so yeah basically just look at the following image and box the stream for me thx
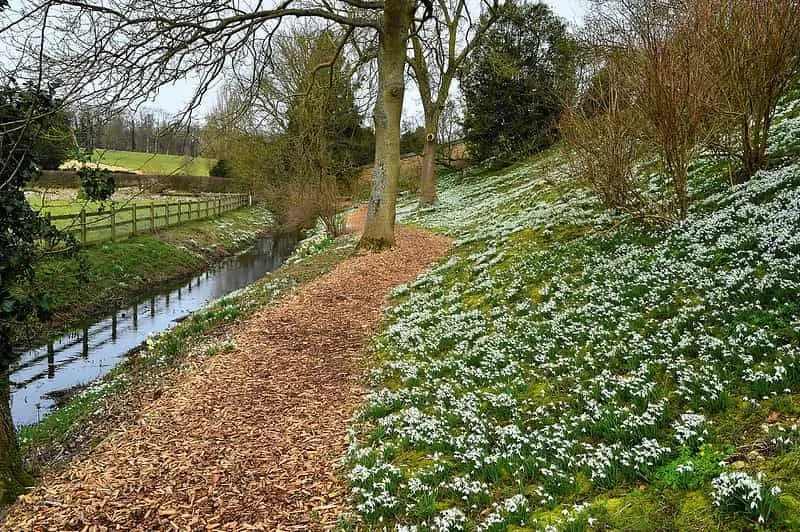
[9,234,296,427]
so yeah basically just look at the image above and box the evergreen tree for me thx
[459,3,576,164]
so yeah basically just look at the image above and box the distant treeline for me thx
[72,107,202,157]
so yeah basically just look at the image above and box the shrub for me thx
[697,0,800,183]
[209,158,234,178]
[561,67,650,218]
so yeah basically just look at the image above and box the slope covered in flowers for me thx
[345,93,800,531]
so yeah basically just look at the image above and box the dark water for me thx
[9,234,296,427]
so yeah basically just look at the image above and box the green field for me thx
[27,193,162,218]
[92,149,216,176]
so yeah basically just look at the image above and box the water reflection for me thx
[9,234,296,427]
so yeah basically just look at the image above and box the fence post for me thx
[150,202,155,232]
[81,209,87,244]
[177,201,182,224]
[132,204,137,236]
[111,202,116,242]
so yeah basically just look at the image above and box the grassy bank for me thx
[13,205,274,347]
[345,92,800,528]
[92,149,216,176]
[19,229,355,470]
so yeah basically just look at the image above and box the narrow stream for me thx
[9,234,296,427]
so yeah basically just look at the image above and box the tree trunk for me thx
[130,120,136,151]
[419,117,438,206]
[359,0,411,249]
[0,355,29,504]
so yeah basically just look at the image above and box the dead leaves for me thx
[3,227,450,531]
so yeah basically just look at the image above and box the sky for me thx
[149,0,588,122]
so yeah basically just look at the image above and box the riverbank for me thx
[15,230,358,480]
[12,204,275,349]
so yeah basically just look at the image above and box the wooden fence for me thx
[47,194,250,246]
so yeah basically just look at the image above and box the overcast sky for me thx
[149,0,588,122]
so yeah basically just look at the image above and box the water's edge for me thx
[10,233,297,427]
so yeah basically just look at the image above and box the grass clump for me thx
[655,446,727,490]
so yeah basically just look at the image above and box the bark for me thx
[419,118,438,206]
[359,0,411,249]
[0,356,29,505]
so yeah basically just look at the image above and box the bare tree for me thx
[436,99,463,168]
[1,0,435,248]
[587,0,719,219]
[407,0,500,205]
[696,0,800,183]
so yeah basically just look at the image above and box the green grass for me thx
[27,194,148,217]
[27,192,246,244]
[12,205,274,346]
[92,149,216,176]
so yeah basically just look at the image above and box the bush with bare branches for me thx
[696,0,800,183]
[576,1,720,220]
[561,71,647,215]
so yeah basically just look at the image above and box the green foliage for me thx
[459,3,577,164]
[209,158,234,178]
[0,82,70,365]
[400,126,426,155]
[30,106,73,171]
[655,446,727,490]
[75,150,116,201]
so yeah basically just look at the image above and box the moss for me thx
[394,450,432,472]
[598,490,672,531]
[674,491,717,531]
[775,494,800,529]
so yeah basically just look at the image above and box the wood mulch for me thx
[3,225,450,531]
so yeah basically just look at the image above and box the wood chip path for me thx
[3,223,450,531]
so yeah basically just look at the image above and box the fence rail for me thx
[46,194,250,246]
